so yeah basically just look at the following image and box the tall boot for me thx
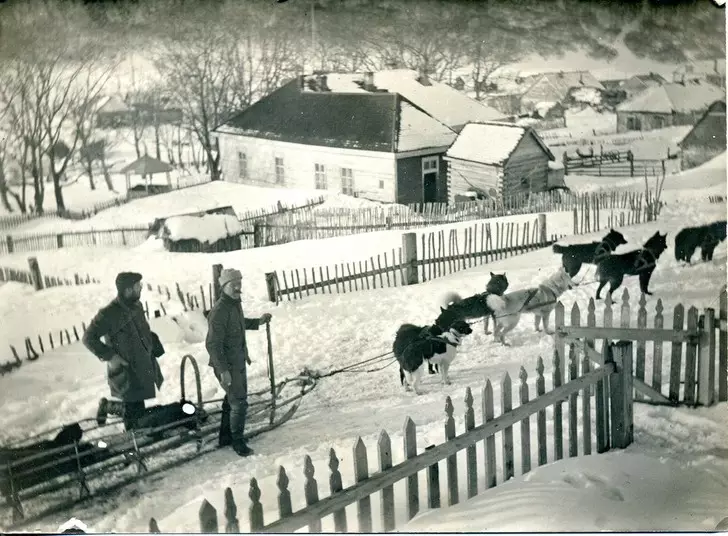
[218,395,232,448]
[96,397,125,425]
[230,398,253,457]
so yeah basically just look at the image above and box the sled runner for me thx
[1,354,316,529]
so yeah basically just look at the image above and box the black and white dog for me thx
[394,320,473,395]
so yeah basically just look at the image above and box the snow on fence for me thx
[0,263,99,291]
[0,226,151,255]
[236,196,326,225]
[265,216,553,303]
[562,148,677,178]
[254,190,654,248]
[554,286,728,406]
[149,342,635,533]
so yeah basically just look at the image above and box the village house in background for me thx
[615,80,725,132]
[678,99,726,170]
[672,59,726,89]
[444,122,561,203]
[95,95,183,129]
[214,70,505,205]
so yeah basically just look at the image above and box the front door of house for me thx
[422,156,439,203]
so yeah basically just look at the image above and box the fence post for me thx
[6,235,13,254]
[697,308,716,406]
[402,232,418,286]
[253,222,263,248]
[212,264,223,302]
[562,151,569,176]
[27,256,44,291]
[607,341,634,449]
[265,272,279,304]
[628,150,634,177]
[537,213,546,245]
[56,234,64,249]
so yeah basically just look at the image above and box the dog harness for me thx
[594,236,618,260]
[634,248,657,272]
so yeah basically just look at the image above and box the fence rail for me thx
[562,148,674,178]
[150,343,635,533]
[554,286,728,406]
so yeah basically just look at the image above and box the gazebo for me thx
[120,154,175,195]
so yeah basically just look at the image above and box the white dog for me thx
[491,266,576,346]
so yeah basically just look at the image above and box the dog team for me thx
[394,219,726,395]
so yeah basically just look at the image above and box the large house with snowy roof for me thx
[444,122,557,203]
[616,80,725,133]
[213,70,505,204]
[518,71,605,115]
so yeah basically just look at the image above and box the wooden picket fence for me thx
[554,286,728,406]
[255,190,652,247]
[265,215,552,303]
[149,343,636,533]
[0,265,99,290]
[562,148,674,178]
[0,226,151,255]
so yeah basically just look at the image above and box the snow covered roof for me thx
[445,122,554,166]
[616,81,725,114]
[523,71,606,96]
[120,155,175,175]
[300,70,506,129]
[97,95,131,114]
[217,79,456,153]
[163,213,243,244]
[674,59,726,77]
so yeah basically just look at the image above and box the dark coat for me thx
[82,297,163,402]
[205,294,260,398]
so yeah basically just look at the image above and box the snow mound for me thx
[163,214,243,243]
[402,452,728,532]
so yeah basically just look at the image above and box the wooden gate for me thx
[554,286,728,406]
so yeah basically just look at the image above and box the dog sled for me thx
[1,354,317,530]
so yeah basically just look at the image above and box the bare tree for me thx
[0,1,117,213]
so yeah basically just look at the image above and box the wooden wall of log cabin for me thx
[503,132,550,198]
[444,157,502,204]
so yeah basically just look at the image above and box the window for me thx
[314,163,327,189]
[422,156,439,174]
[237,152,247,180]
[340,167,354,195]
[653,116,665,129]
[626,116,642,131]
[275,157,285,184]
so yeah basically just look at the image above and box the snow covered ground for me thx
[0,156,725,532]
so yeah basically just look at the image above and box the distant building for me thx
[620,73,667,100]
[519,71,605,114]
[616,81,725,133]
[678,99,726,169]
[673,59,726,89]
[214,70,505,205]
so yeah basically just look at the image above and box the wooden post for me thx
[253,222,263,248]
[608,341,634,449]
[56,234,64,249]
[628,150,634,177]
[538,213,546,245]
[719,287,727,402]
[265,272,279,304]
[402,232,418,286]
[27,256,44,291]
[212,263,223,302]
[697,308,716,406]
[572,208,578,235]
[562,151,569,176]
[6,235,13,254]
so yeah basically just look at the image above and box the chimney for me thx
[579,72,584,84]
[363,72,375,91]
[418,69,431,86]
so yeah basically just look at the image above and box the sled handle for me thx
[180,354,204,451]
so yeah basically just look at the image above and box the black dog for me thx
[595,231,668,299]
[553,229,628,278]
[132,400,208,440]
[0,423,116,498]
[675,220,727,263]
[394,324,447,395]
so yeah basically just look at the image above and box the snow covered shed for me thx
[678,100,727,170]
[150,206,247,253]
[444,122,556,203]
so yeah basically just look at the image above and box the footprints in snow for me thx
[562,472,625,502]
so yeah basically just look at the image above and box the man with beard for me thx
[83,272,165,430]
[206,268,271,457]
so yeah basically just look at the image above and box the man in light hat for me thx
[206,268,271,457]
[83,271,164,431]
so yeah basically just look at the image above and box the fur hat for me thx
[115,272,143,294]
[219,268,242,289]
